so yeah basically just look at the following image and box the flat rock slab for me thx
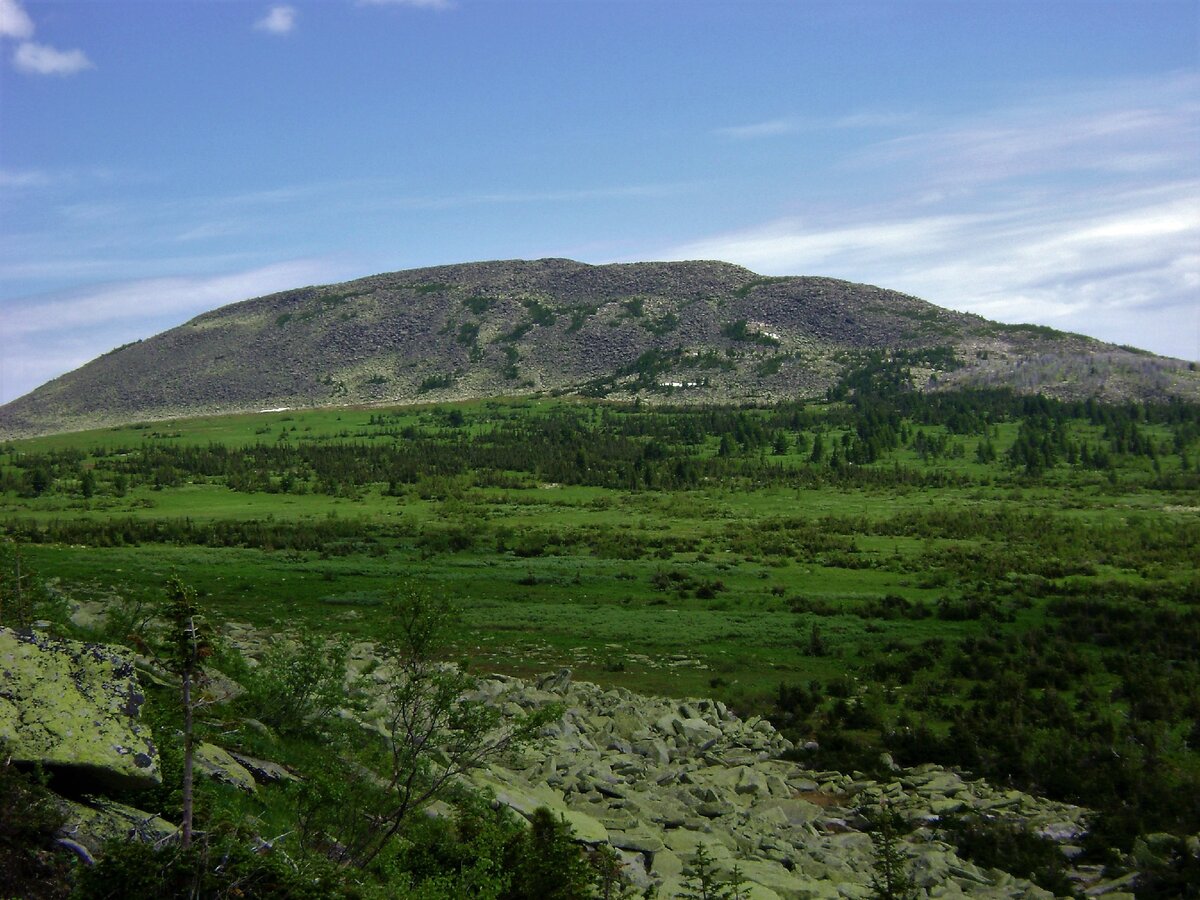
[56,796,176,856]
[194,742,257,793]
[472,769,609,845]
[0,627,160,791]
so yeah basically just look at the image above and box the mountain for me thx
[2,258,1196,438]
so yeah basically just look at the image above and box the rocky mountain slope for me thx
[2,258,1196,438]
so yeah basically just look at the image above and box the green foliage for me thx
[566,306,599,333]
[587,844,645,900]
[311,582,558,868]
[862,806,916,900]
[938,813,1078,896]
[720,319,778,347]
[463,295,494,314]
[73,837,357,900]
[503,808,593,899]
[457,322,480,347]
[646,312,679,336]
[757,356,784,377]
[418,373,455,392]
[1129,833,1200,899]
[239,628,356,735]
[99,592,156,647]
[4,390,1200,867]
[0,757,72,900]
[677,843,745,900]
[0,538,45,629]
[520,297,557,326]
[161,575,213,676]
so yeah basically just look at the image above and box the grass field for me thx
[3,389,1199,846]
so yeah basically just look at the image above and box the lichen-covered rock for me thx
[55,796,176,857]
[228,750,299,785]
[470,766,610,845]
[193,742,257,793]
[0,627,159,791]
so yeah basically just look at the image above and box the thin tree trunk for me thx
[181,666,194,849]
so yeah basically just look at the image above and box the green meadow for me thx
[3,384,1199,848]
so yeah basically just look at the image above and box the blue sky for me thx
[1,0,1197,404]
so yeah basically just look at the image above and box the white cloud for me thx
[669,213,988,271]
[675,73,1200,361]
[855,72,1199,186]
[0,260,351,403]
[358,0,455,10]
[1,260,341,338]
[661,183,1200,360]
[13,41,93,75]
[716,111,917,140]
[255,5,297,35]
[832,111,917,129]
[0,0,33,39]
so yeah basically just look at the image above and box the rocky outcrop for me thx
[4,258,1195,439]
[54,796,176,859]
[454,671,1081,899]
[0,627,159,791]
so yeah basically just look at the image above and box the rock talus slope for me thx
[3,258,1195,438]
[449,669,1085,899]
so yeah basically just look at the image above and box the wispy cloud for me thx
[358,0,455,10]
[1,260,341,338]
[0,0,33,39]
[362,181,694,211]
[255,5,297,35]
[0,168,50,189]
[833,111,916,129]
[13,41,92,75]
[671,73,1200,360]
[664,184,1200,359]
[716,111,917,140]
[856,72,1199,185]
[0,260,352,403]
[716,118,801,140]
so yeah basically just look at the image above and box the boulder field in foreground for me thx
[7,614,1110,898]
[451,669,1085,900]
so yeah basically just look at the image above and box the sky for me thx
[0,0,1197,404]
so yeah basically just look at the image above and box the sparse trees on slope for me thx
[328,582,557,869]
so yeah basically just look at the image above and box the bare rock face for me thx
[0,627,160,791]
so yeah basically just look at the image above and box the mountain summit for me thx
[2,258,1196,438]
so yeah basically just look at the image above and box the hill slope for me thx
[2,258,1196,437]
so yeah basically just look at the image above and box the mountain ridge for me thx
[2,258,1196,438]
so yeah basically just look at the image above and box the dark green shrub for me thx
[74,838,355,900]
[939,813,1077,897]
[0,758,72,900]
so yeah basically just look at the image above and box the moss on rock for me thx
[0,627,160,791]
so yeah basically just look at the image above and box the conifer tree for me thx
[161,575,212,849]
